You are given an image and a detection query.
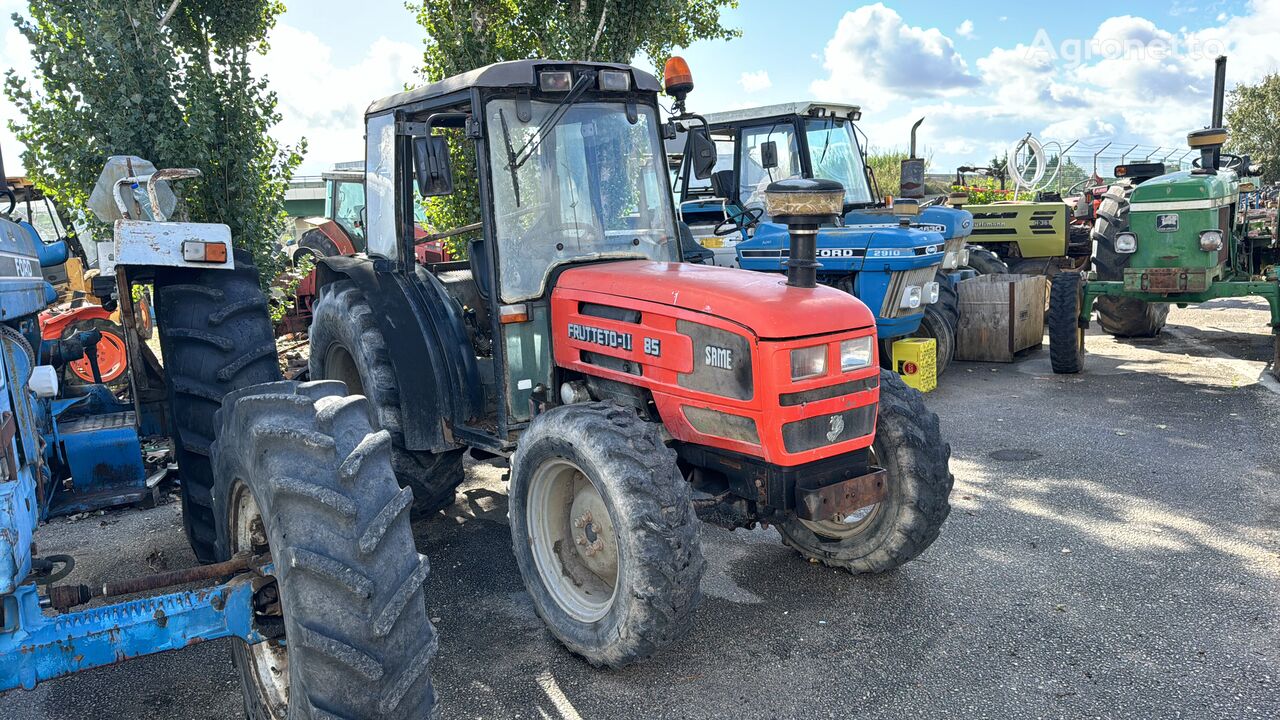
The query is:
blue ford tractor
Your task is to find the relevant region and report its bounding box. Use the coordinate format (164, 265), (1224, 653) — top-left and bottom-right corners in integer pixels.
(673, 102), (988, 374)
(0, 153), (435, 717)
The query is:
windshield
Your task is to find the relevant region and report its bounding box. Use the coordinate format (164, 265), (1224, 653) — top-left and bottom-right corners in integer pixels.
(804, 118), (873, 205)
(486, 99), (677, 302)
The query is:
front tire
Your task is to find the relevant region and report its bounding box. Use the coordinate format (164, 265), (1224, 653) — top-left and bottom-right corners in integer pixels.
(1091, 184), (1169, 337)
(1048, 272), (1086, 374)
(509, 402), (704, 667)
(309, 280), (465, 515)
(965, 246), (1009, 274)
(212, 380), (436, 719)
(909, 302), (956, 376)
(776, 370), (953, 573)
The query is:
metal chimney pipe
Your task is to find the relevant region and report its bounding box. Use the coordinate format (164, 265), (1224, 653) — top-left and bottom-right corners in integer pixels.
(1211, 55), (1227, 128)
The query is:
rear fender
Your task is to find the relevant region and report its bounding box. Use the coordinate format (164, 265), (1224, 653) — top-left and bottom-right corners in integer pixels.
(313, 257), (482, 451)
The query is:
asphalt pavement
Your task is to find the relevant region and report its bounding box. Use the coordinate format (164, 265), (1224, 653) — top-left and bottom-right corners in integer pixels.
(2, 297), (1277, 719)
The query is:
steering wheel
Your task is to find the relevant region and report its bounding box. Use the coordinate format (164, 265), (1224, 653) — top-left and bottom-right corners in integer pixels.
(713, 205), (765, 237)
(1192, 153), (1243, 171)
(0, 188), (14, 217)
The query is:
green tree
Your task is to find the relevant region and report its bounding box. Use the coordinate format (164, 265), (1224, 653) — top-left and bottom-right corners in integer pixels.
(4, 0), (302, 281)
(410, 0), (740, 256)
(1227, 73), (1280, 183)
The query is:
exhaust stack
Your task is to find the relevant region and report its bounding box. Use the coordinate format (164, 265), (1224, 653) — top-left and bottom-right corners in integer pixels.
(763, 178), (845, 289)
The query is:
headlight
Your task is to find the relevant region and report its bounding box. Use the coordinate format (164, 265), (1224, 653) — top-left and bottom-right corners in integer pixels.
(925, 281), (941, 304)
(790, 345), (827, 380)
(597, 69), (631, 91)
(840, 337), (874, 372)
(1115, 232), (1137, 253)
(960, 247), (970, 266)
(900, 285), (923, 309)
(1199, 229), (1224, 251)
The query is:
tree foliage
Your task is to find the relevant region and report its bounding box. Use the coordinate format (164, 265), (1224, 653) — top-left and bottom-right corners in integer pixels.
(1227, 74), (1280, 183)
(4, 0), (302, 281)
(410, 0), (739, 256)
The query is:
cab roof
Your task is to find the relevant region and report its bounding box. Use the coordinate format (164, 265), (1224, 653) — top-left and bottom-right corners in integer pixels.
(366, 59), (662, 117)
(701, 102), (862, 128)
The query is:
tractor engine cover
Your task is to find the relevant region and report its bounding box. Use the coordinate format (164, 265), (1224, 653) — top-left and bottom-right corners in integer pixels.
(551, 261), (881, 468)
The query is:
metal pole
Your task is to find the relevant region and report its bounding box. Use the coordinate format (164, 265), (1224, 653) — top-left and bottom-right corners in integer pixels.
(1093, 142), (1112, 176)
(1144, 147), (1160, 161)
(1120, 144), (1139, 164)
(1178, 149), (1194, 169)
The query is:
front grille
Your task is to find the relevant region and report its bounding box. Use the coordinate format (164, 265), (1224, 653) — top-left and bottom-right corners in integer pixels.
(779, 375), (879, 407)
(781, 404), (877, 454)
(880, 266), (937, 319)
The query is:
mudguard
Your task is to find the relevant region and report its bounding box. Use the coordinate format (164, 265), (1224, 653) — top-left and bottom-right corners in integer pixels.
(314, 256), (483, 452)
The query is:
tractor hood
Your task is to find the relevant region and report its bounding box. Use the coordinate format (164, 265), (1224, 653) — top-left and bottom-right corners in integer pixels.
(1130, 169), (1237, 206)
(554, 261), (876, 339)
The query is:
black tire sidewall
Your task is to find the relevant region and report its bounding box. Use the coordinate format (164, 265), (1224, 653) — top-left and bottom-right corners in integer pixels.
(509, 433), (638, 653)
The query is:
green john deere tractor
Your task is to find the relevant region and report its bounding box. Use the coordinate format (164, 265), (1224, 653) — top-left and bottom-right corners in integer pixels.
(1048, 56), (1280, 377)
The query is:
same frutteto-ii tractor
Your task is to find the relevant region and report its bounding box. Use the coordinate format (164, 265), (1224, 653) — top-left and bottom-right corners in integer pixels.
(305, 57), (953, 667)
(1048, 56), (1280, 377)
(0, 156), (436, 717)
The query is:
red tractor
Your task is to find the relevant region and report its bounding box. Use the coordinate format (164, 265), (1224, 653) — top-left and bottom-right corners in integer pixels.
(306, 58), (953, 667)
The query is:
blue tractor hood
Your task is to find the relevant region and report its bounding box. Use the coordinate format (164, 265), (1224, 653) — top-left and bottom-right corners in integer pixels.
(843, 206), (973, 241)
(737, 221), (946, 275)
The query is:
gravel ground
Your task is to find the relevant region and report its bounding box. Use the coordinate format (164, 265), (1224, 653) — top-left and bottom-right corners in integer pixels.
(2, 298), (1277, 719)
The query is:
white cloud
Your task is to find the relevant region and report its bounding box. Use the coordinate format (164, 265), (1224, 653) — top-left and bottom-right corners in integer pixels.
(810, 4), (979, 110)
(255, 25), (420, 173)
(738, 70), (772, 93)
(956, 19), (975, 38)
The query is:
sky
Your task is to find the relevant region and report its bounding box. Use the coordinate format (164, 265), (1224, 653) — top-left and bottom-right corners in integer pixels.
(2, 0), (1279, 178)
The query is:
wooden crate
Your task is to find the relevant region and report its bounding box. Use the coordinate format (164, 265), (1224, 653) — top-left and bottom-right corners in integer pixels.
(954, 274), (1047, 362)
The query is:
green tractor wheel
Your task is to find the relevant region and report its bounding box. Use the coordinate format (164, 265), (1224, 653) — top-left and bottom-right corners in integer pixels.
(1047, 272), (1086, 374)
(1091, 185), (1169, 337)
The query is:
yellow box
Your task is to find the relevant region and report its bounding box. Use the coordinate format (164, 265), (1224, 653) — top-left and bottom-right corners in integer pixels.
(891, 338), (937, 393)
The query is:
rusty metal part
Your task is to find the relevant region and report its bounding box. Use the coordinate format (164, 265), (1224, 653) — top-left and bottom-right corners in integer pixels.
(794, 467), (888, 521)
(48, 553), (266, 611)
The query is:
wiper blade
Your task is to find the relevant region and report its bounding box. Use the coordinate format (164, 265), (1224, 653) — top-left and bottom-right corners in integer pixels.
(511, 72), (594, 170)
(498, 107), (522, 207)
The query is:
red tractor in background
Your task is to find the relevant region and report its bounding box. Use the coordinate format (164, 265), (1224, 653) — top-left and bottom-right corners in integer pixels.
(303, 57), (954, 668)
(276, 169), (452, 335)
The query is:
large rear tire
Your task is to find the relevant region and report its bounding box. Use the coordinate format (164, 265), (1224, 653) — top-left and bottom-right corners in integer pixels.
(776, 370), (952, 573)
(212, 380), (436, 719)
(155, 249), (282, 564)
(309, 280), (465, 515)
(509, 402), (703, 668)
(1048, 272), (1086, 374)
(1091, 184), (1169, 337)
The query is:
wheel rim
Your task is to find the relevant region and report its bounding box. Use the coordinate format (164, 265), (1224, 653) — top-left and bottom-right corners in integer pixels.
(799, 447), (883, 540)
(526, 459), (618, 623)
(229, 480), (290, 715)
(68, 330), (127, 383)
(323, 343), (364, 395)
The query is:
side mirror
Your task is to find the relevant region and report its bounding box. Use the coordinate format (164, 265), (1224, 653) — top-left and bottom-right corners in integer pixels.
(760, 140), (778, 170)
(710, 169), (734, 199)
(685, 128), (717, 180)
(413, 136), (454, 197)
